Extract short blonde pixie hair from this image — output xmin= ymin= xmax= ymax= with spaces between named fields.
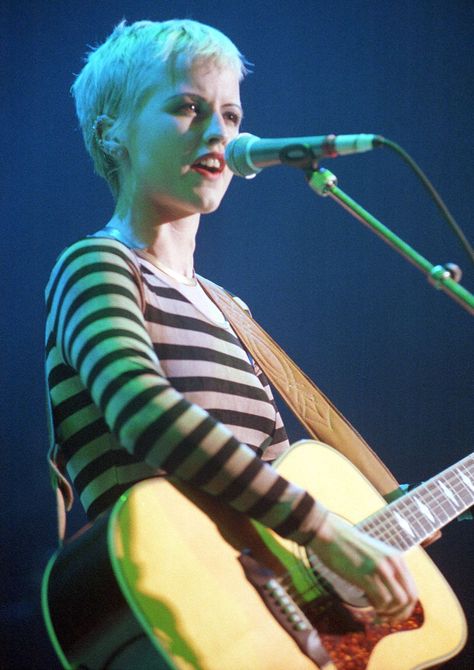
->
xmin=72 ymin=19 xmax=249 ymax=197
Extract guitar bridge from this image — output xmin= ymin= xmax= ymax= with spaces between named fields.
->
xmin=238 ymin=550 xmax=333 ymax=668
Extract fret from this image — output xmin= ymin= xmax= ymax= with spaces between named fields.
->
xmin=360 ymin=509 xmax=410 ymax=551
xmin=445 ymin=473 xmax=469 ymax=499
xmin=398 ymin=497 xmax=432 ymax=539
xmin=422 ymin=481 xmax=453 ymax=525
xmin=459 ymin=465 xmax=474 ymax=494
xmin=388 ymin=499 xmax=420 ymax=547
xmin=437 ymin=479 xmax=464 ymax=511
xmin=358 ymin=453 xmax=474 ymax=551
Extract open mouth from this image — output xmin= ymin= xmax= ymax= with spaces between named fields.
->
xmin=191 ymin=153 xmax=225 ymax=176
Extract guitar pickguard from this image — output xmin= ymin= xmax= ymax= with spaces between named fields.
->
xmin=238 ymin=544 xmax=425 ymax=670
xmin=309 ymin=599 xmax=424 ymax=670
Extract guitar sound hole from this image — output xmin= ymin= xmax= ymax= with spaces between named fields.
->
xmin=306 ymin=547 xmax=369 ymax=609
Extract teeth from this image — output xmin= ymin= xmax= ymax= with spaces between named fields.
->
xmin=196 ymin=157 xmax=221 ymax=169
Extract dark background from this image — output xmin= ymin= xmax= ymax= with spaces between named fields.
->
xmin=2 ymin=1 xmax=473 ymax=668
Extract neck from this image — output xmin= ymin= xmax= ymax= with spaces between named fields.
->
xmin=357 ymin=452 xmax=474 ymax=551
xmin=106 ymin=201 xmax=199 ymax=279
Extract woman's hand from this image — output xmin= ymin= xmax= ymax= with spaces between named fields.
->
xmin=308 ymin=512 xmax=418 ymax=623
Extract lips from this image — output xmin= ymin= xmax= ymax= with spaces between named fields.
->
xmin=191 ymin=152 xmax=225 ymax=178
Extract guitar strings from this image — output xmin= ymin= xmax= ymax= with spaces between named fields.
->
xmin=271 ymin=457 xmax=474 ymax=617
xmin=269 ymin=547 xmax=335 ymax=613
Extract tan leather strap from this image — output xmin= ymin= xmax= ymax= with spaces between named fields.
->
xmin=46 ymin=387 xmax=74 ymax=544
xmin=200 ymin=278 xmax=399 ymax=496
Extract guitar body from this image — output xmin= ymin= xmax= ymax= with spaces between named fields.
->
xmin=42 ymin=441 xmax=468 ymax=670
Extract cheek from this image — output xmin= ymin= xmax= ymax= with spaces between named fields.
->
xmin=131 ymin=116 xmax=184 ymax=163
xmin=135 ymin=135 xmax=183 ymax=184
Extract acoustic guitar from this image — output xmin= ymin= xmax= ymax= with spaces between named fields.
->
xmin=42 ymin=440 xmax=472 ymax=669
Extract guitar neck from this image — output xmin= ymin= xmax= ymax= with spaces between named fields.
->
xmin=359 ymin=452 xmax=474 ymax=551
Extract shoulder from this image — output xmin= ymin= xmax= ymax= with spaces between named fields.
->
xmin=231 ymin=294 xmax=251 ymax=314
xmin=45 ymin=234 xmax=144 ymax=302
xmin=52 ymin=234 xmax=139 ymax=269
xmin=197 ymin=275 xmax=252 ymax=315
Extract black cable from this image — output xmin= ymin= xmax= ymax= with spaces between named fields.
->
xmin=374 ymin=136 xmax=474 ymax=266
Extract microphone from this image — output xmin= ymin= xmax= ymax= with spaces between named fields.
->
xmin=225 ymin=132 xmax=382 ymax=178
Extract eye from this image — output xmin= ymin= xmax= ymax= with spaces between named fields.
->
xmin=224 ymin=110 xmax=242 ymax=127
xmin=176 ymin=101 xmax=201 ymax=116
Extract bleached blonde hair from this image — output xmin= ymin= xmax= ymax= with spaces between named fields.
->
xmin=71 ymin=19 xmax=249 ymax=197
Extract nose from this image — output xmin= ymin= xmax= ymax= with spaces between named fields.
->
xmin=203 ymin=112 xmax=227 ymax=147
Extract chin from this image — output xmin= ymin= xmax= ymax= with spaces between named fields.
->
xmin=200 ymin=201 xmax=221 ymax=214
xmin=196 ymin=193 xmax=225 ymax=214
xmin=193 ymin=179 xmax=230 ymax=214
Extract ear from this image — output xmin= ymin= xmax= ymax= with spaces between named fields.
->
xmin=93 ymin=114 xmax=127 ymax=159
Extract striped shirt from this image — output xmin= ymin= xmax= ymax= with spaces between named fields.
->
xmin=45 ymin=236 xmax=325 ymax=544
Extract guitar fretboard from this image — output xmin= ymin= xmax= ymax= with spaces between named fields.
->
xmin=359 ymin=453 xmax=474 ymax=550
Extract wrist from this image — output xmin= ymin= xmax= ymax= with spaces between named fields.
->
xmin=287 ymin=500 xmax=330 ymax=546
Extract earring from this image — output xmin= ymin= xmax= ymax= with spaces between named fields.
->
xmin=96 ymin=138 xmax=126 ymax=160
xmin=110 ymin=145 xmax=126 ymax=160
xmin=92 ymin=115 xmax=126 ymax=160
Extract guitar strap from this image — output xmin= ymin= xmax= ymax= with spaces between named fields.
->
xmin=199 ymin=277 xmax=399 ymax=496
xmin=46 ymin=380 xmax=74 ymax=544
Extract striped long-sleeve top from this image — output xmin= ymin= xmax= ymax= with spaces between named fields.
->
xmin=45 ymin=236 xmax=325 ymax=544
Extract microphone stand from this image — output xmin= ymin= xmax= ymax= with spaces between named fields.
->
xmin=306 ymin=166 xmax=474 ymax=316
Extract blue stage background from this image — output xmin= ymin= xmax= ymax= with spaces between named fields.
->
xmin=2 ymin=1 xmax=473 ymax=667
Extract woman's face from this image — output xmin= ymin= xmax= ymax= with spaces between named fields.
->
xmin=122 ymin=56 xmax=243 ymax=221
